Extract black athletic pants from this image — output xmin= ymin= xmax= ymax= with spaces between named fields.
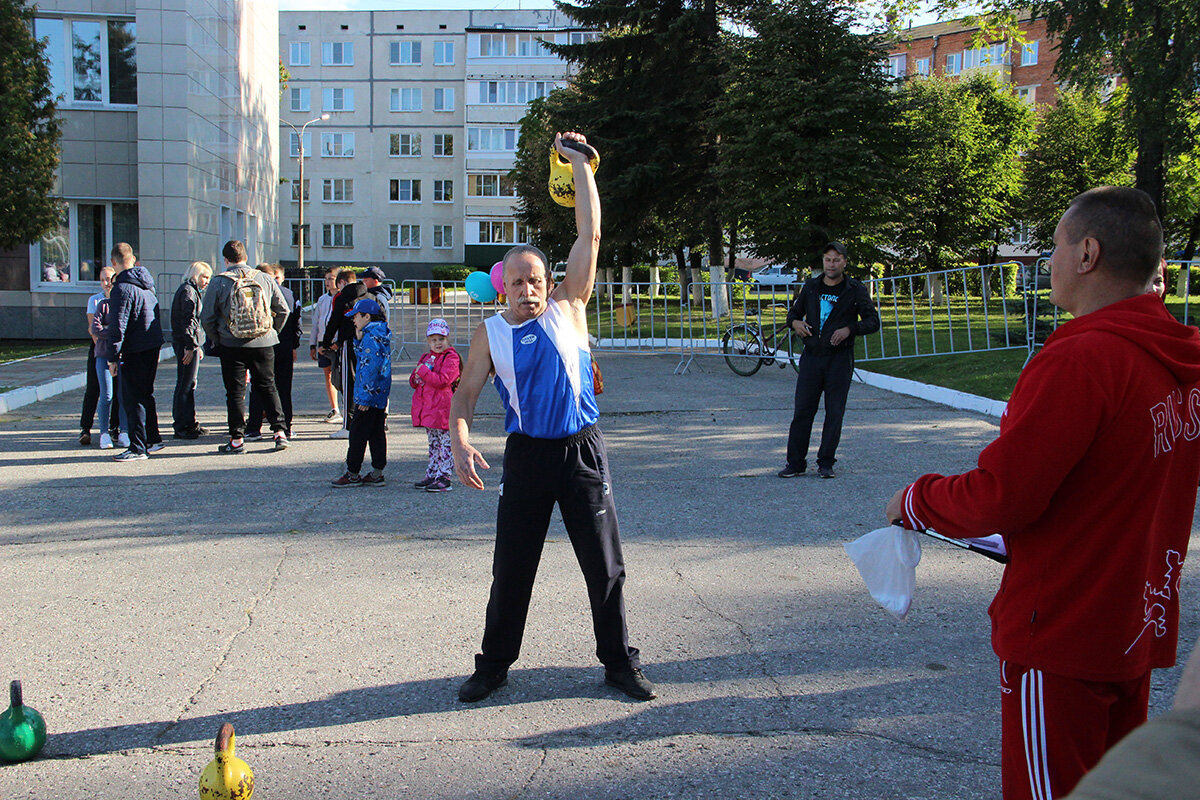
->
xmin=81 ymin=342 xmax=99 ymax=432
xmin=119 ymin=347 xmax=162 ymax=455
xmin=172 ymin=340 xmax=202 ymax=434
xmin=345 ymin=405 xmax=386 ymax=473
xmin=218 ymin=345 xmax=284 ymax=440
xmin=247 ymin=343 xmax=294 ymax=435
xmin=786 ymin=347 xmax=854 ymax=471
xmin=476 ymin=424 xmax=639 ymax=675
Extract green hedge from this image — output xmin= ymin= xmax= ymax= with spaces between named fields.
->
xmin=431 ymin=264 xmax=472 ymax=281
xmin=1165 ymin=264 xmax=1200 ymax=295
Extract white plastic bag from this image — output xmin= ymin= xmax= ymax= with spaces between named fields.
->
xmin=843 ymin=525 xmax=922 ymax=620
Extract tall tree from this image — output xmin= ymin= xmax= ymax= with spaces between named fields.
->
xmin=1022 ymin=88 xmax=1135 ymax=252
xmin=716 ymin=0 xmax=902 ymax=272
xmin=889 ymin=74 xmax=1033 ymax=273
xmin=0 ymin=0 xmax=63 ymax=250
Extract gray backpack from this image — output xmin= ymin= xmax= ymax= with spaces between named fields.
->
xmin=222 ymin=269 xmax=273 ymax=339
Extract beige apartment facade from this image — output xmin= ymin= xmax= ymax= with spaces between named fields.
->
xmin=0 ymin=0 xmax=280 ymax=340
xmin=279 ymin=8 xmax=593 ymax=279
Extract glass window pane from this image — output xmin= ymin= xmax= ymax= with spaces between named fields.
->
xmin=77 ymin=204 xmax=106 ymax=283
xmin=72 ymin=20 xmax=103 ymax=102
xmin=35 ymin=18 xmax=66 ymax=101
xmin=112 ymin=203 xmax=138 ymax=258
xmin=107 ymin=21 xmax=137 ymax=104
xmin=39 ymin=203 xmax=70 ymax=282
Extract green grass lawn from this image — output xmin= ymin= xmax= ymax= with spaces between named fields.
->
xmin=0 ymin=340 xmax=89 ymax=364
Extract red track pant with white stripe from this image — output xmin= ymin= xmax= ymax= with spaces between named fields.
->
xmin=1000 ymin=661 xmax=1150 ymax=800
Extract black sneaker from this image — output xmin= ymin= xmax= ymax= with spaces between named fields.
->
xmin=458 ymin=670 xmax=508 ymax=702
xmin=79 ymin=430 xmax=91 ymax=446
xmin=777 ymin=464 xmax=805 ymax=478
xmin=243 ymin=432 xmax=264 ymax=442
xmin=413 ymin=476 xmax=435 ymax=490
xmin=219 ymin=441 xmax=245 ymax=455
xmin=818 ymin=465 xmax=835 ymax=479
xmin=273 ymin=434 xmax=290 ymax=451
xmin=112 ymin=449 xmax=148 ymax=462
xmin=173 ymin=430 xmax=201 ymax=440
xmin=605 ymin=667 xmax=657 ymax=701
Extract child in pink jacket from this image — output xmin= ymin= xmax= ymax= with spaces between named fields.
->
xmin=410 ymin=318 xmax=462 ymax=492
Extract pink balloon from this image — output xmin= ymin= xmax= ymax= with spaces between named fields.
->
xmin=490 ymin=261 xmax=505 ymax=294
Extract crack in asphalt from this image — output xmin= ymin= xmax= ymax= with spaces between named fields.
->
xmin=151 ymin=540 xmax=295 ymax=746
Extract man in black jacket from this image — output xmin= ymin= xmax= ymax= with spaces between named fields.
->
xmin=319 ymin=270 xmax=367 ymax=439
xmin=246 ymin=263 xmax=302 ymax=440
xmin=170 ymin=261 xmax=212 ymax=438
xmin=779 ymin=242 xmax=879 ymax=479
xmin=108 ymin=243 xmax=166 ymax=461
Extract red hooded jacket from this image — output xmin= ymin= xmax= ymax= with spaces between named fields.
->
xmin=898 ymin=293 xmax=1200 ymax=681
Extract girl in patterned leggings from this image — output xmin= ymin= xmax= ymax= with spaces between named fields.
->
xmin=410 ymin=318 xmax=462 ymax=492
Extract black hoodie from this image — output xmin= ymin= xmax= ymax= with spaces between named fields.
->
xmin=109 ymin=266 xmax=164 ymax=358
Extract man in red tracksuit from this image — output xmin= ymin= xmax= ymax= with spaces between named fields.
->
xmin=886 ymin=187 xmax=1200 ymax=799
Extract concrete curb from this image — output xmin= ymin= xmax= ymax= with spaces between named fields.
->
xmin=855 ymin=368 xmax=1007 ymax=418
xmin=0 ymin=345 xmax=174 ymax=415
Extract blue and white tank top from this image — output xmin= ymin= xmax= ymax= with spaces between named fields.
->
xmin=485 ymin=301 xmax=599 ymax=438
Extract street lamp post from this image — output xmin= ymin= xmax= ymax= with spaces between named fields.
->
xmin=282 ymin=113 xmax=329 ymax=274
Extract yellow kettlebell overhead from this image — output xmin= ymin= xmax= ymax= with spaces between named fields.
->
xmin=548 ymin=139 xmax=600 ymax=207
xmin=199 ymin=723 xmax=254 ymax=800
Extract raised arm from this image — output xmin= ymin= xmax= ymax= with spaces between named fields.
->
xmin=449 ymin=323 xmax=495 ymax=490
xmin=551 ymin=132 xmax=601 ymax=308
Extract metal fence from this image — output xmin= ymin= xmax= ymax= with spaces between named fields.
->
xmin=335 ymin=259 xmax=1200 ymax=371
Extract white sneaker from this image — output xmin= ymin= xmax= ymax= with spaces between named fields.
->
xmin=330 ymin=429 xmax=350 ymax=439
xmin=147 ymin=442 xmax=166 ymax=453
xmin=98 ymin=432 xmax=114 ymax=450
xmin=117 ymin=433 xmax=130 ymax=448
xmin=323 ymin=410 xmax=343 ymax=424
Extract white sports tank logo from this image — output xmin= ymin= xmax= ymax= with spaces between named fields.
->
xmin=520 ymin=333 xmax=538 ymax=345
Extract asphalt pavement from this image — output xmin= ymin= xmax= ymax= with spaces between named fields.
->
xmin=0 ymin=347 xmax=1196 ymax=799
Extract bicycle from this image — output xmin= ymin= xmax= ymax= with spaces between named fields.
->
xmin=721 ymin=312 xmax=805 ymax=376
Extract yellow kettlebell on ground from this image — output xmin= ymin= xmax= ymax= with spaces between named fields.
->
xmin=199 ymin=723 xmax=254 ymax=800
xmin=548 ymin=139 xmax=600 ymax=207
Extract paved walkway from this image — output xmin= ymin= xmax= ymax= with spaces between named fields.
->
xmin=0 ymin=349 xmax=1195 ymax=799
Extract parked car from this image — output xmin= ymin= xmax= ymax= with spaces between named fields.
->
xmin=751 ymin=264 xmax=800 ymax=288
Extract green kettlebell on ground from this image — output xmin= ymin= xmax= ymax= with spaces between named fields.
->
xmin=0 ymin=681 xmax=47 ymax=762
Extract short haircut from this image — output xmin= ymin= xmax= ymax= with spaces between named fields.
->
xmin=185 ymin=261 xmax=212 ymax=282
xmin=111 ymin=242 xmax=135 ymax=267
xmin=255 ymin=262 xmax=273 ymax=274
xmin=222 ymin=240 xmax=247 ymax=264
xmin=1064 ymin=187 xmax=1163 ymax=285
xmin=337 ymin=268 xmax=357 ymax=285
xmin=503 ymin=244 xmax=550 ymax=275
xmin=324 ymin=266 xmax=339 ymax=277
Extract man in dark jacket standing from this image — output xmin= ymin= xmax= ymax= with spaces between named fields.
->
xmin=246 ymin=263 xmax=302 ymax=440
xmin=170 ymin=261 xmax=212 ymax=439
xmin=319 ymin=270 xmax=367 ymax=439
xmin=779 ymin=241 xmax=879 ymax=479
xmin=107 ymin=243 xmax=165 ymax=462
xmin=200 ymin=240 xmax=290 ymax=454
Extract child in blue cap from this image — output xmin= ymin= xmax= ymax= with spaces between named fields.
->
xmin=332 ymin=297 xmax=392 ymax=486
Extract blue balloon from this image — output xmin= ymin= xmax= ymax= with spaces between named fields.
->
xmin=465 ymin=271 xmax=498 ymax=303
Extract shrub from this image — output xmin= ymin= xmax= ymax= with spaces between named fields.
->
xmin=431 ymin=264 xmax=471 ymax=282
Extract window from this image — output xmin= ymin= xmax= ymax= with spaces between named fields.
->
xmin=474 ymin=32 xmax=555 ymax=58
xmin=433 ymin=87 xmax=454 ymax=112
xmin=389 ymin=224 xmax=421 ymax=248
xmin=945 ymin=53 xmax=962 ymax=75
xmin=390 ymin=87 xmax=421 ymax=112
xmin=433 ymin=225 xmax=453 ymax=249
xmin=290 ymin=224 xmax=311 ymax=248
xmin=434 ymin=41 xmax=454 ymax=65
xmin=886 ymin=54 xmax=906 ymax=79
xmin=1011 ymin=222 xmax=1032 ymax=246
xmin=288 ymin=131 xmax=313 ymax=157
xmin=476 ymin=80 xmax=558 ymax=105
xmin=433 ymin=180 xmax=453 ymax=203
xmin=390 ymin=179 xmax=421 ymax=202
xmin=290 ymin=87 xmax=310 ymax=112
xmin=389 ymin=41 xmax=421 ymax=64
xmin=32 ymin=201 xmax=138 ymax=286
xmin=475 ymin=220 xmax=529 ymax=245
xmin=1021 ymin=41 xmax=1039 ymax=66
xmin=467 ymin=128 xmax=517 ymax=152
xmin=467 ymin=173 xmax=517 ymax=197
xmin=320 ymin=132 xmax=355 ymax=157
xmin=1016 ymin=85 xmax=1037 ymax=105
xmin=322 ymin=41 xmax=354 ymax=65
xmin=322 ymin=87 xmax=354 ymax=112
xmin=36 ymin=17 xmax=138 ymax=106
xmin=389 ymin=132 xmax=421 ymax=157
xmin=322 ymin=178 xmax=353 ymax=203
xmin=433 ymin=133 xmax=454 ymax=157
xmin=322 ymin=223 xmax=353 ymax=247
xmin=290 ymin=179 xmax=310 ymax=202
xmin=289 ymin=41 xmax=310 ymax=66
xmin=915 ymin=57 xmax=931 ymax=77
xmin=963 ymin=44 xmax=1006 ymax=70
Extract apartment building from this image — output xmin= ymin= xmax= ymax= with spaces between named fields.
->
xmin=278 ymin=9 xmax=594 ymax=279
xmin=885 ymin=16 xmax=1059 ymax=107
xmin=0 ymin=0 xmax=280 ymax=339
